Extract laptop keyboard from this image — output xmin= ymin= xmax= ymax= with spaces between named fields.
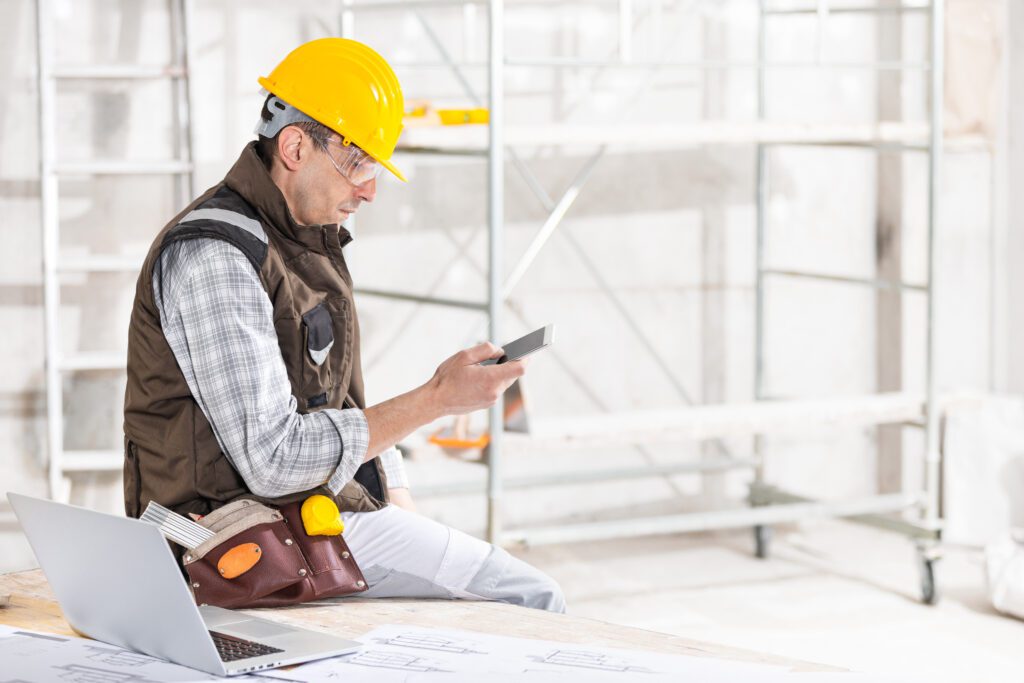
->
xmin=209 ymin=630 xmax=285 ymax=662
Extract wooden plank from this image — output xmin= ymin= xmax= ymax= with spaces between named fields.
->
xmin=0 ymin=569 xmax=836 ymax=672
xmin=501 ymin=392 xmax=989 ymax=451
xmin=504 ymin=392 xmax=926 ymax=449
xmin=876 ymin=0 xmax=905 ymax=494
xmin=0 ymin=594 xmax=77 ymax=637
xmin=0 ymin=570 xmax=75 ymax=636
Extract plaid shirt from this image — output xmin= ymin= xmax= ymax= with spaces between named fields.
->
xmin=153 ymin=237 xmax=409 ymax=498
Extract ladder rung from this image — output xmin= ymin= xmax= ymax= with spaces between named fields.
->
xmin=54 ymin=160 xmax=193 ymax=176
xmin=59 ymin=352 xmax=126 ymax=371
xmin=61 ymin=449 xmax=123 ymax=472
xmin=58 ymin=254 xmax=144 ymax=273
xmin=52 ymin=64 xmax=187 ymax=80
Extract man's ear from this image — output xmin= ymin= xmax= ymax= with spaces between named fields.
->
xmin=276 ymin=126 xmax=307 ymax=171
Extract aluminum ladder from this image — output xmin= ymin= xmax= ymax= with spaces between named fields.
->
xmin=35 ymin=0 xmax=195 ymax=502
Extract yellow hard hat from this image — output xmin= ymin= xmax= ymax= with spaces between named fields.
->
xmin=258 ymin=38 xmax=406 ymax=182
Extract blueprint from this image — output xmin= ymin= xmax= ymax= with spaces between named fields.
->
xmin=0 ymin=622 xmax=909 ymax=683
xmin=0 ymin=625 xmax=261 ymax=683
xmin=258 ymin=623 xmax=903 ymax=682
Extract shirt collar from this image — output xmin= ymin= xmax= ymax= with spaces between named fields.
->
xmin=223 ymin=142 xmax=354 ymax=252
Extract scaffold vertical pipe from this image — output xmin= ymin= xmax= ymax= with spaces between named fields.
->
xmin=340 ymin=0 xmax=355 ymax=38
xmin=924 ymin=0 xmax=944 ymax=527
xmin=486 ymin=0 xmax=505 ymax=544
xmin=36 ymin=0 xmax=64 ymax=502
xmin=170 ymin=0 xmax=195 ymax=203
xmin=753 ymin=0 xmax=768 ymax=486
xmin=619 ymin=0 xmax=632 ymax=62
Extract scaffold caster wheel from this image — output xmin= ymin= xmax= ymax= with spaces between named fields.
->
xmin=917 ymin=552 xmax=939 ymax=605
xmin=754 ymin=525 xmax=772 ymax=559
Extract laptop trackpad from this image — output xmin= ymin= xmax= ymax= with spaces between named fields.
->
xmin=222 ymin=619 xmax=297 ymax=640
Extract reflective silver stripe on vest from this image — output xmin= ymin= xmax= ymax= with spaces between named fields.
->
xmin=179 ymin=208 xmax=267 ymax=243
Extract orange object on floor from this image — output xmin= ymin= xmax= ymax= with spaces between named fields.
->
xmin=429 ymin=378 xmax=528 ymax=459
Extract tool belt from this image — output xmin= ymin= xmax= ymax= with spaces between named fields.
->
xmin=181 ymin=499 xmax=368 ymax=609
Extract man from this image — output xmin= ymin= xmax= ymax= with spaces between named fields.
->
xmin=123 ymin=38 xmax=565 ymax=612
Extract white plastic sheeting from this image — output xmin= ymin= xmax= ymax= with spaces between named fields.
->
xmin=986 ymin=532 xmax=1024 ymax=620
xmin=942 ymin=395 xmax=1024 ymax=546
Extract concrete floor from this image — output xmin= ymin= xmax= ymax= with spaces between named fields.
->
xmin=509 ymin=520 xmax=1023 ymax=682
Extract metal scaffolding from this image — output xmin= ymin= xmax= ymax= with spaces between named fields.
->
xmin=31 ymin=0 xmax=989 ymax=605
xmin=346 ymin=0 xmax=973 ymax=604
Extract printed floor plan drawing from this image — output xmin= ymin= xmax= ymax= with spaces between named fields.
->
xmin=53 ymin=663 xmax=162 ymax=683
xmin=258 ymin=623 xmax=844 ymax=682
xmin=0 ymin=625 xmax=260 ymax=683
xmin=530 ymin=648 xmax=656 ymax=674
xmin=85 ymin=646 xmax=159 ymax=668
xmin=370 ymin=632 xmax=486 ymax=655
xmin=346 ymin=650 xmax=451 ymax=673
xmin=2 ymin=622 xmax=897 ymax=682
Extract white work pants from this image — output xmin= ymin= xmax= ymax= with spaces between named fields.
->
xmin=333 ymin=505 xmax=566 ymax=613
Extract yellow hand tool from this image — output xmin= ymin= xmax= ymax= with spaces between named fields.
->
xmin=301 ymin=495 xmax=345 ymax=536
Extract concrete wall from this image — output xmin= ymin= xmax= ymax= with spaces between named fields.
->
xmin=0 ymin=0 xmax=1007 ymax=571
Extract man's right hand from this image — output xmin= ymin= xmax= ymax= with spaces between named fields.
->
xmin=362 ymin=342 xmax=528 ymax=463
xmin=426 ymin=342 xmax=528 ymax=416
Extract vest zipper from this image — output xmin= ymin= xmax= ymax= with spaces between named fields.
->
xmin=321 ymin=227 xmax=350 ymax=286
xmin=322 ymin=227 xmax=386 ymax=504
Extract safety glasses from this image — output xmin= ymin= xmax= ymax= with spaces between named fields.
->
xmin=323 ymin=137 xmax=384 ymax=186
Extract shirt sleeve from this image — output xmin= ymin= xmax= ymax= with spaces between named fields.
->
xmin=378 ymin=446 xmax=410 ymax=490
xmin=155 ymin=238 xmax=369 ymax=498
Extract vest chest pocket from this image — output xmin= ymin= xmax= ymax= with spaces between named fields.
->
xmin=301 ymin=302 xmax=335 ymax=405
xmin=300 ymin=298 xmax=353 ymax=410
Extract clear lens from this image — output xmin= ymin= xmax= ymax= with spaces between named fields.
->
xmin=325 ymin=139 xmax=383 ymax=186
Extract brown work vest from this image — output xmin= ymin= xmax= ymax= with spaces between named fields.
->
xmin=123 ymin=142 xmax=389 ymax=524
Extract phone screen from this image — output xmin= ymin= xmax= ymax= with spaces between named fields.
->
xmin=480 ymin=325 xmax=554 ymax=365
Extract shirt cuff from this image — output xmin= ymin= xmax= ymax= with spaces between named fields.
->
xmin=378 ymin=446 xmax=410 ymax=490
xmin=324 ymin=407 xmax=370 ymax=495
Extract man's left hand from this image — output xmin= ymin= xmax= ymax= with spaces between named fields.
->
xmin=388 ymin=487 xmax=417 ymax=513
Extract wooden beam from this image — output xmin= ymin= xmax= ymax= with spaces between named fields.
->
xmin=876 ymin=0 xmax=904 ymax=494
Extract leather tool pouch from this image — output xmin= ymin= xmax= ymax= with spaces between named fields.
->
xmin=182 ymin=499 xmax=368 ymax=609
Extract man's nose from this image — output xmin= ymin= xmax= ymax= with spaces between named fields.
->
xmin=357 ymin=177 xmax=377 ymax=203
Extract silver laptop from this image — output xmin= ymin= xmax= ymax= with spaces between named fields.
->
xmin=8 ymin=492 xmax=362 ymax=676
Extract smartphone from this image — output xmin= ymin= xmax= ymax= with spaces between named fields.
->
xmin=480 ymin=325 xmax=554 ymax=366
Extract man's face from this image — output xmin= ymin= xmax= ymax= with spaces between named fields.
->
xmin=290 ymin=133 xmax=378 ymax=227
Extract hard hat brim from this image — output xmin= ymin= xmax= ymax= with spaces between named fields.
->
xmin=379 ymin=156 xmax=407 ymax=183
